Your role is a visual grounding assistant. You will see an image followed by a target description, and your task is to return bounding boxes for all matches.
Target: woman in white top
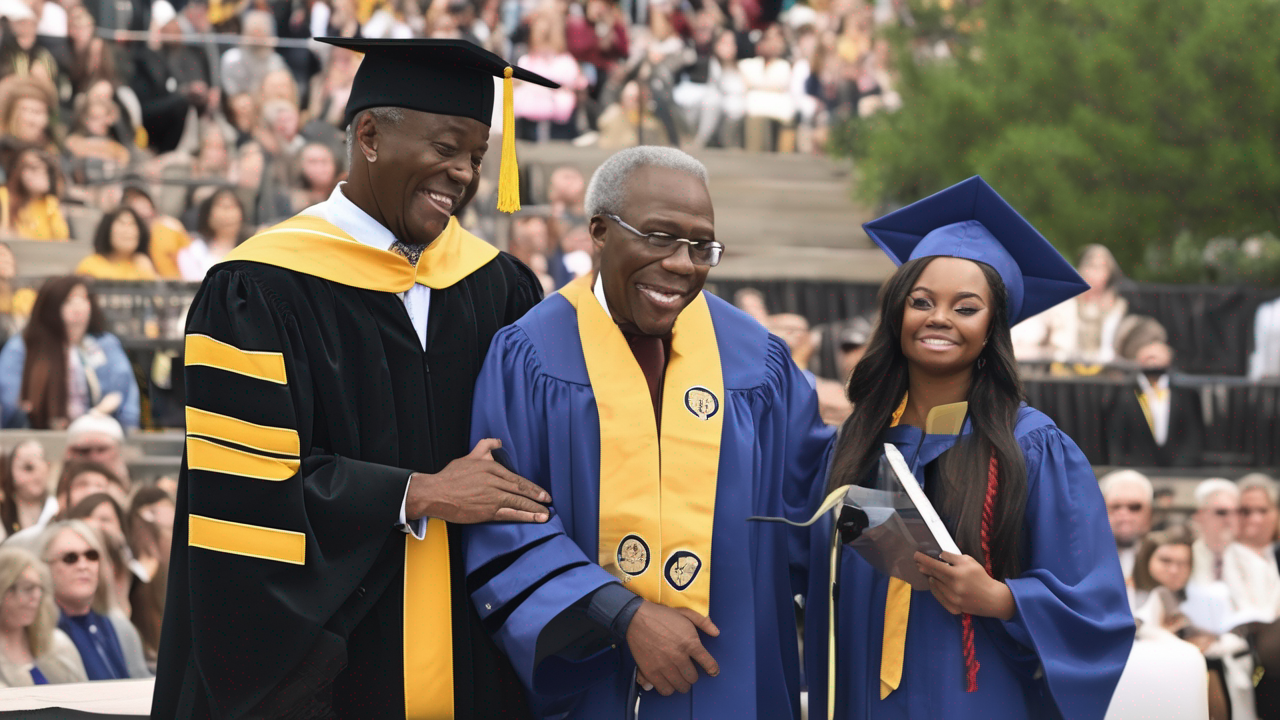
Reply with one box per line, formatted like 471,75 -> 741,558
1011,244 -> 1130,364
0,439 -> 56,538
0,546 -> 87,687
177,188 -> 248,282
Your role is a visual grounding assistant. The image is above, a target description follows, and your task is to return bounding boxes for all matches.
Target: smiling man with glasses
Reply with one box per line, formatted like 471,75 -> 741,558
1188,479 -> 1280,626
460,146 -> 836,718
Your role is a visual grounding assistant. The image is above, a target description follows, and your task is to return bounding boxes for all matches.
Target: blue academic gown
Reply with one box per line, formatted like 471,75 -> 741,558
461,291 -> 836,719
808,407 -> 1135,720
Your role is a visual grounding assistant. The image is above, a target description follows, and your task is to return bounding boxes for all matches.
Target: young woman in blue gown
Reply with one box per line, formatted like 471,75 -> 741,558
809,177 -> 1136,720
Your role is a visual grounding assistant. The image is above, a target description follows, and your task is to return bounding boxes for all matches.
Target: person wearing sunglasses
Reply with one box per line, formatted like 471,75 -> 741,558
460,146 -> 835,716
1189,479 -> 1280,613
1100,469 -> 1155,584
0,546 -> 86,686
35,520 -> 147,681
1236,474 -> 1280,575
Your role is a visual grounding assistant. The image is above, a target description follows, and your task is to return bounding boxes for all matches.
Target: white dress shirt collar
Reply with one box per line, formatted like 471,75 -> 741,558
593,272 -> 613,319
302,182 -> 398,253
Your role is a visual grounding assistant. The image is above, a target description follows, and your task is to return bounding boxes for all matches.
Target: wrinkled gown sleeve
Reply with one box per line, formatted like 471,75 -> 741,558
462,326 -> 619,713
981,425 -> 1136,719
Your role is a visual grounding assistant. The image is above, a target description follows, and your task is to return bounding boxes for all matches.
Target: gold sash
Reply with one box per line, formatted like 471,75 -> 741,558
221,211 -> 500,718
559,275 -> 724,615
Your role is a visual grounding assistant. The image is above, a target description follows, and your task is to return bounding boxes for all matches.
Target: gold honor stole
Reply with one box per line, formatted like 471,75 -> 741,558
559,275 -> 724,615
219,212 -> 499,719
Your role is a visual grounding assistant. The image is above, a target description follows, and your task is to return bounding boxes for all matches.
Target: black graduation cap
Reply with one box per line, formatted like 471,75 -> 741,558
316,38 -> 560,212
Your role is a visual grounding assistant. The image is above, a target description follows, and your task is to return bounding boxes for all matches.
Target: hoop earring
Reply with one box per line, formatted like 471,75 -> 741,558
976,357 -> 987,370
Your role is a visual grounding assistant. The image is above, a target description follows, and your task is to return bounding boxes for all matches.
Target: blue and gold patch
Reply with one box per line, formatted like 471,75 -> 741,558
664,550 -> 702,591
683,386 -> 719,421
617,534 -> 651,577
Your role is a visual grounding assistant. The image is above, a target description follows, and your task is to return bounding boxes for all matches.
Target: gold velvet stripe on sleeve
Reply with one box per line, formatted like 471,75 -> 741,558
186,436 -> 300,481
185,334 -> 288,384
185,406 -> 301,457
188,514 -> 306,565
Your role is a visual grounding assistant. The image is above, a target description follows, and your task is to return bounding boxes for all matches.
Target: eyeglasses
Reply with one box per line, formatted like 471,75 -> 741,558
604,214 -> 724,267
1238,507 -> 1272,517
68,445 -> 113,457
5,583 -> 43,599
1108,502 -> 1147,513
49,550 -> 100,565
1210,509 -> 1235,518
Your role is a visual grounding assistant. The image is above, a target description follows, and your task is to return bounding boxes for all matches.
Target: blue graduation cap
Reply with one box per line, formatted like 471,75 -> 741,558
862,176 -> 1089,326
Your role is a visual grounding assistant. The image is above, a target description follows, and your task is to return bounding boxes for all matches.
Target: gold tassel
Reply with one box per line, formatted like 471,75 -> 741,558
497,66 -> 521,214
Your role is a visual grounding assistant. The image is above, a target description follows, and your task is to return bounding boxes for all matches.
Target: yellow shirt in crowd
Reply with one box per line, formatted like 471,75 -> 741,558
148,218 -> 193,280
74,253 -> 158,281
0,188 -> 70,241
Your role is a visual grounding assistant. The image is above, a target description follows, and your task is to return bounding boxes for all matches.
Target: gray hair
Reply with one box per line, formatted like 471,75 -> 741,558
1238,472 -> 1279,506
1195,477 -> 1239,509
1099,469 -> 1154,505
584,146 -> 709,219
345,107 -> 406,165
37,520 -> 114,614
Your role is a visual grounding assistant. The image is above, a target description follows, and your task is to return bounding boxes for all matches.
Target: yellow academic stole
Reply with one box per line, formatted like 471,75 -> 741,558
560,275 -> 725,615
222,212 -> 500,719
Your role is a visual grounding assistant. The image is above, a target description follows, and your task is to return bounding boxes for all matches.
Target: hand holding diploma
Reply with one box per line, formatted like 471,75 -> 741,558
915,551 -> 1016,621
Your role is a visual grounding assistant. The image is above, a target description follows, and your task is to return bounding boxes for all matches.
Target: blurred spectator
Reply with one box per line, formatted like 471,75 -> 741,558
220,10 -> 289,99
1106,316 -> 1204,468
291,141 -> 341,212
767,312 -> 816,385
37,520 -> 147,680
1190,479 -> 1280,617
597,79 -> 667,149
123,184 -> 191,280
74,206 -> 159,281
1132,527 -> 1196,630
677,27 -> 745,149
178,187 -> 248,281
0,2 -> 60,90
256,98 -> 305,160
232,140 -> 292,226
1249,297 -> 1280,381
0,439 -> 54,537
0,76 -> 58,152
1100,469 -> 1154,582
64,96 -> 131,182
547,165 -> 586,226
740,24 -> 794,152
836,315 -> 872,381
627,2 -> 688,145
732,287 -> 768,324
549,222 -> 593,288
0,276 -> 141,429
789,25 -> 821,153
64,414 -> 130,488
1013,244 -> 1129,364
153,1 -> 218,121
129,1 -> 207,155
508,215 -> 550,270
309,45 -> 359,129
55,461 -> 126,516
1236,474 -> 1280,574
0,546 -> 86,685
65,5 -> 116,97
223,91 -> 257,146
125,486 -> 171,665
0,241 -> 35,345
257,68 -> 300,110
0,146 -> 67,239
514,7 -> 586,141
65,492 -> 132,617
566,0 -> 629,97
81,78 -> 140,154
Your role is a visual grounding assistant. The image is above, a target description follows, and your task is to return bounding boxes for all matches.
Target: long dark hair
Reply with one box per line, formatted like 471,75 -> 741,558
92,205 -> 150,258
827,256 -> 1028,581
20,276 -> 107,430
0,439 -> 44,533
195,187 -> 247,243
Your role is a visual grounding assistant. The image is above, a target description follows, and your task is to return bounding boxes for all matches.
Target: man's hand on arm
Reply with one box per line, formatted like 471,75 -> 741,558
405,438 -> 551,524
625,601 -> 720,696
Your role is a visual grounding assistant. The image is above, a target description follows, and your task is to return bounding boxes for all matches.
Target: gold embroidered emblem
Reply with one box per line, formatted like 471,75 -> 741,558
684,386 -> 719,421
664,551 -> 702,591
617,535 -> 650,576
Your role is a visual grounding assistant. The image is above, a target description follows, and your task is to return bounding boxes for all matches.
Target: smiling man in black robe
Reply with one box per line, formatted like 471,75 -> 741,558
153,39 -> 560,719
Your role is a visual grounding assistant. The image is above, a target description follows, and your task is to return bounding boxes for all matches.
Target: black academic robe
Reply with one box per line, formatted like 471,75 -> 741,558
1104,383 -> 1205,467
153,250 -> 541,718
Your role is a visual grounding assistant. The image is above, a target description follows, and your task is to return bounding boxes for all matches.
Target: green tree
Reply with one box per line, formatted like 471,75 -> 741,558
841,0 -> 1280,280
